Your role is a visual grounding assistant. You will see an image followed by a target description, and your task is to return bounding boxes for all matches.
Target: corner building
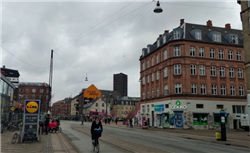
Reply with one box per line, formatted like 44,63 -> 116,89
139,19 -> 247,130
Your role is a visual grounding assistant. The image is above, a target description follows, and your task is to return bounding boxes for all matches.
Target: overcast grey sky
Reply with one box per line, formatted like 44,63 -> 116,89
1,0 -> 242,103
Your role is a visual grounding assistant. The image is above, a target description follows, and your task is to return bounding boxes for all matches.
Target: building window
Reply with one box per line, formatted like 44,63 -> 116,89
219,67 -> 225,78
151,57 -> 154,66
210,66 -> 216,77
239,86 -> 244,96
238,68 -> 243,78
174,64 -> 181,75
236,52 -> 241,61
157,40 -> 160,47
164,67 -> 168,78
156,71 -> 159,80
147,90 -> 150,98
174,46 -> 181,56
173,30 -> 181,39
193,113 -> 208,125
165,104 -> 169,108
142,91 -> 145,100
248,1 -> 250,7
147,75 -> 149,84
232,105 -> 245,114
156,55 -> 159,64
230,85 -> 236,96
210,48 -> 215,58
218,50 -> 224,59
195,31 -> 202,40
220,85 -> 226,95
190,64 -> 196,75
217,105 -> 224,109
200,84 -> 206,94
190,47 -> 196,56
229,68 -> 235,78
163,36 -> 167,43
230,35 -> 238,44
142,77 -> 145,85
163,50 -> 167,60
164,85 -> 169,96
142,63 -> 145,71
196,104 -> 204,109
40,89 -> 44,93
175,84 -> 182,94
211,84 -> 217,95
199,65 -> 206,76
212,32 -> 221,42
199,47 -> 204,57
191,84 -> 197,94
147,60 -> 150,68
25,89 -> 29,93
96,103 -> 98,107
102,103 -> 105,107
228,50 -> 233,60
152,88 -> 154,98
19,89 -> 23,93
156,87 -> 160,97
151,73 -> 154,82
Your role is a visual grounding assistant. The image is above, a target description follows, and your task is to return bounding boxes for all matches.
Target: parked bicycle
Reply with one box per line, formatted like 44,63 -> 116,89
11,123 -> 22,144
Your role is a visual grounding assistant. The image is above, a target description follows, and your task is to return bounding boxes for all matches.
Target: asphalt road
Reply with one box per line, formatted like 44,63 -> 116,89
60,121 -> 250,153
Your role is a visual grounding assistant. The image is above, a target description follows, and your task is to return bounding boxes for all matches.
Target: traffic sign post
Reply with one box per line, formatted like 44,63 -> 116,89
21,100 -> 40,142
220,109 -> 227,141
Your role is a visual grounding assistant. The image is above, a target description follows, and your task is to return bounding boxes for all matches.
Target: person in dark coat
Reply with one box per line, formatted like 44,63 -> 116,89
91,117 -> 103,145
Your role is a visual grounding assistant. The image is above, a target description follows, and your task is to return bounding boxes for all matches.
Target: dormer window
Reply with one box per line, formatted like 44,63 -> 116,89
147,46 -> 150,53
195,31 -> 202,40
230,35 -> 238,44
157,40 -> 160,47
212,32 -> 221,42
163,36 -> 167,43
173,30 -> 181,39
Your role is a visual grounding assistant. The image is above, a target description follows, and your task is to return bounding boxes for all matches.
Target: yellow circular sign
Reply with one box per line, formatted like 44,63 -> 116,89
10,106 -> 15,111
26,101 -> 39,114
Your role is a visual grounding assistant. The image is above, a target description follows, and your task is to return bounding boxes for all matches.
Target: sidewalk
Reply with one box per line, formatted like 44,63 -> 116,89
103,122 -> 250,148
0,131 -> 78,153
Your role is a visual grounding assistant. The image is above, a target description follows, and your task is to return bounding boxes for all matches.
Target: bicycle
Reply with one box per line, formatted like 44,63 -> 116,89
11,123 -> 22,144
92,138 -> 100,153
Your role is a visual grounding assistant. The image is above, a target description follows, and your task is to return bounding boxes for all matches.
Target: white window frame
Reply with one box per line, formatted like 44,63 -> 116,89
200,84 -> 206,94
213,33 -> 221,42
219,50 -> 224,59
164,85 -> 169,96
236,51 -> 241,61
156,71 -> 159,80
220,85 -> 226,96
195,31 -> 202,40
230,85 -> 236,96
147,75 -> 149,84
211,84 -> 217,95
238,68 -> 243,78
229,68 -> 235,78
164,67 -> 168,78
230,35 -> 238,44
151,57 -> 154,66
173,30 -> 181,39
228,50 -> 233,60
239,86 -> 244,96
147,60 -> 150,68
174,46 -> 181,56
156,54 -> 159,64
175,84 -> 182,94
210,48 -> 215,58
190,47 -> 196,56
199,65 -> 206,76
219,67 -> 225,77
190,64 -> 196,75
157,40 -> 160,47
210,66 -> 216,77
152,88 -> 154,98
174,64 -> 181,75
156,87 -> 160,97
191,84 -> 197,94
151,73 -> 154,82
199,47 -> 204,57
142,77 -> 145,85
163,50 -> 168,60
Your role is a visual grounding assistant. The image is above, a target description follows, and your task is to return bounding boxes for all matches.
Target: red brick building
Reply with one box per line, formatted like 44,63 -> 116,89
139,19 -> 247,129
51,98 -> 72,119
18,82 -> 51,114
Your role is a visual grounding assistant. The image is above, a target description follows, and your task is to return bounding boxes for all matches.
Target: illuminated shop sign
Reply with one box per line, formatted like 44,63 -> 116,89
170,100 -> 187,110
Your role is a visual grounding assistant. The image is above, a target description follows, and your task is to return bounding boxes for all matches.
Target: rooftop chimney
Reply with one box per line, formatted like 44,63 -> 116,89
165,30 -> 169,33
180,19 -> 184,25
225,23 -> 231,29
207,20 -> 212,28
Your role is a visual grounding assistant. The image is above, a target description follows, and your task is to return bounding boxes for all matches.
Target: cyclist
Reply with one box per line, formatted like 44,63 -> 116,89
91,116 -> 103,148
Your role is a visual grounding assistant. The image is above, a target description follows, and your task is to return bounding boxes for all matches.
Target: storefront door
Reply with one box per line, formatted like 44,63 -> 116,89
174,111 -> 183,128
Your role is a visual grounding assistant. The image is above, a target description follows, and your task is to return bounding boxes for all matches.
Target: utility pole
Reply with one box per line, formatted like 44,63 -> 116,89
49,49 -> 54,113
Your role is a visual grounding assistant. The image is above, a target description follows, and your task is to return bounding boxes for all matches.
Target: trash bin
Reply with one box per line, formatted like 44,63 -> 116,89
216,131 -> 221,140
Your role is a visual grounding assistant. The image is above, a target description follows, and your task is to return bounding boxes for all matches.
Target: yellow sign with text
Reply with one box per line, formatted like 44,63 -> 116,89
10,106 -> 15,111
84,84 -> 102,99
25,101 -> 39,114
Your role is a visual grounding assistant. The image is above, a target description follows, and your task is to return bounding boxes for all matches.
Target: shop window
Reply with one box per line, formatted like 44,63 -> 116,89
165,104 -> 169,108
196,104 -> 203,109
216,104 -> 223,109
193,113 -> 208,125
213,113 -> 228,125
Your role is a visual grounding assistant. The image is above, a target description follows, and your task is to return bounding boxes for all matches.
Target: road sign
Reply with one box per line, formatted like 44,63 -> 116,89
10,106 -> 15,112
84,84 -> 102,99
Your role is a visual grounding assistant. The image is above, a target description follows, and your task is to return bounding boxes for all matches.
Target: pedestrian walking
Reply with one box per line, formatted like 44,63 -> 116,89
45,114 -> 50,135
115,118 -> 118,125
81,115 -> 84,125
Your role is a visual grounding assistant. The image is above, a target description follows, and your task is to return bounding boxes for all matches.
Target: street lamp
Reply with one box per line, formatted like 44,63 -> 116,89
154,1 -> 163,13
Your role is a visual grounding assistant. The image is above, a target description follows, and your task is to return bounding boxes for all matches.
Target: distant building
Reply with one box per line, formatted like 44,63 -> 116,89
139,19 -> 247,129
113,73 -> 127,97
1,65 -> 20,87
51,98 -> 72,119
113,96 -> 140,120
18,82 -> 51,114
